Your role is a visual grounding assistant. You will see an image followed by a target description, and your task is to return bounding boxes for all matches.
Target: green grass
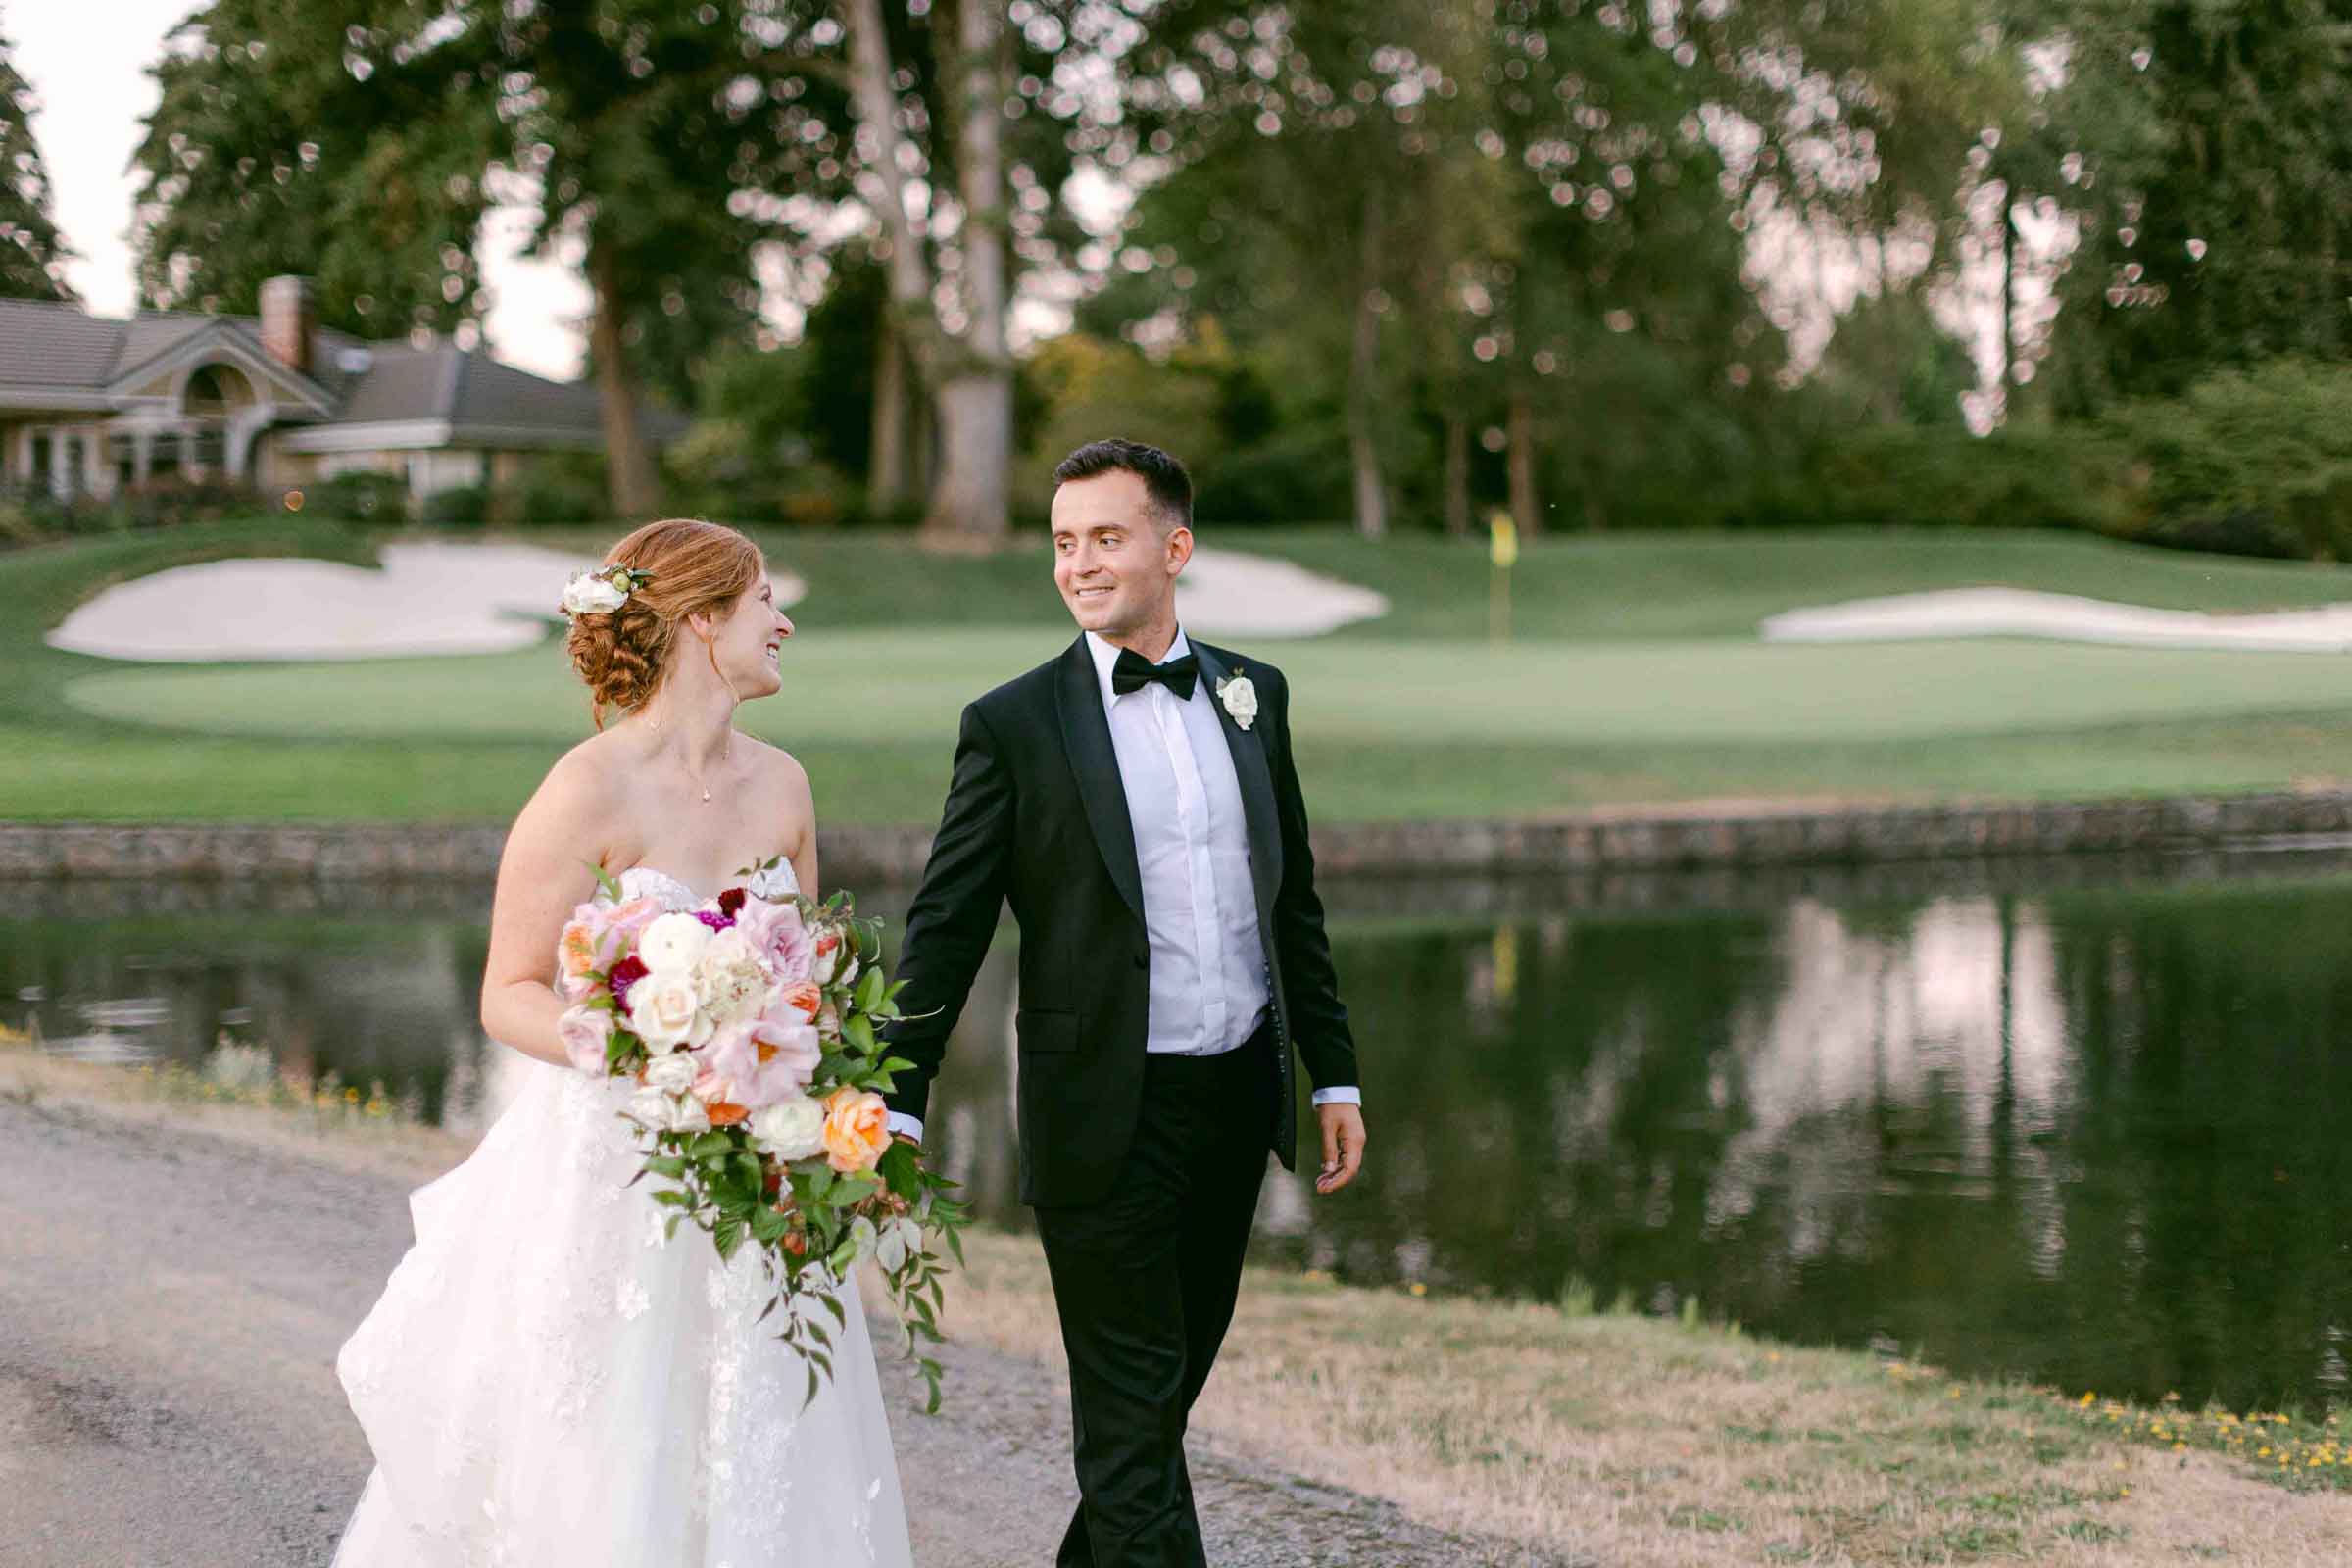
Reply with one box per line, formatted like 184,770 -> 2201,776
15,519 -> 2352,824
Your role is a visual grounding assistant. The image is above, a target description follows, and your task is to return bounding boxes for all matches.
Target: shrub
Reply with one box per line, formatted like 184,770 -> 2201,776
420,484 -> 490,527
311,470 -> 411,523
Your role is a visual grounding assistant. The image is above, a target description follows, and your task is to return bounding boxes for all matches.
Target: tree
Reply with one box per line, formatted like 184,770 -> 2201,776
845,0 -> 1022,543
2038,0 -> 2352,403
130,0 -> 486,335
135,2 -> 858,520
0,19 -> 75,301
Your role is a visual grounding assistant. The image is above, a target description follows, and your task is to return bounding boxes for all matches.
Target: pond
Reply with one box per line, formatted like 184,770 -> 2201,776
10,844 -> 2352,1413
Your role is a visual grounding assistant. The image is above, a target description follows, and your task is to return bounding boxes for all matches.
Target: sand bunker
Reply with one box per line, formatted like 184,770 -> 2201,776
1761,587 -> 2352,653
1175,548 -> 1389,639
48,540 -> 1386,663
47,541 -> 809,662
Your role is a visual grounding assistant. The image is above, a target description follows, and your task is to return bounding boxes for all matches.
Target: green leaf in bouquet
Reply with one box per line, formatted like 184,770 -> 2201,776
877,1140 -> 921,1200
713,1218 -> 745,1261
832,1172 -> 881,1204
800,1165 -> 836,1203
845,1013 -> 877,1054
828,1237 -> 858,1272
650,1189 -> 692,1207
751,1205 -> 791,1245
855,965 -> 885,1014
587,860 -> 625,903
688,1131 -> 734,1160
734,1152 -> 764,1191
645,1154 -> 687,1179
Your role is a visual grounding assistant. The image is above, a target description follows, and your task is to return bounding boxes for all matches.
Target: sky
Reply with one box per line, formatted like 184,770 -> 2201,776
10,0 -> 588,380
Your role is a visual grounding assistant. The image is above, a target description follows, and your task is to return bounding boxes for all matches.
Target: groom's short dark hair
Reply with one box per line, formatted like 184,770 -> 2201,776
1052,439 -> 1193,535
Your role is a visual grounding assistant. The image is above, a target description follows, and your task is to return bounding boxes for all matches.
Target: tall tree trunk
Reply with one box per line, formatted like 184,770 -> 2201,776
1346,186 -> 1387,540
588,238 -> 660,520
923,0 -> 1011,544
869,311 -> 910,510
1443,409 -> 1471,536
848,0 -> 936,489
1998,177 -> 2016,419
1506,383 -> 1540,537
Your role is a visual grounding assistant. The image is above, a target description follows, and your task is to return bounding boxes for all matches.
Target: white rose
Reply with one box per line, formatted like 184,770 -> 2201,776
695,929 -> 771,1025
749,1096 -> 826,1162
1218,674 -> 1258,731
625,1084 -> 710,1134
629,970 -> 710,1052
641,1050 -> 699,1095
637,911 -> 713,972
561,570 -> 628,615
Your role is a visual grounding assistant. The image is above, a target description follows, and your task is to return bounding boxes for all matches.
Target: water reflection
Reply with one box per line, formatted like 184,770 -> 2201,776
9,847 -> 2352,1410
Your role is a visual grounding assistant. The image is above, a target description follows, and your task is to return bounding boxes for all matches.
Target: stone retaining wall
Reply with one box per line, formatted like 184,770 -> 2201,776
8,790 -> 2352,885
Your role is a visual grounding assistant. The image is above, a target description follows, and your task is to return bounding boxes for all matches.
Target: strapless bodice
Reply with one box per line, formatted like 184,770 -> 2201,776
613,858 -> 800,912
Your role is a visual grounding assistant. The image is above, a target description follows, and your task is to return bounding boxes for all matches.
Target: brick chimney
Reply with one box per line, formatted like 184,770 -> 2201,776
259,275 -> 316,375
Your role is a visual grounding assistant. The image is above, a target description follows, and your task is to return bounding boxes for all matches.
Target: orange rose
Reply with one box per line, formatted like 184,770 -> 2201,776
821,1086 -> 890,1174
777,981 -> 823,1024
705,1101 -> 750,1127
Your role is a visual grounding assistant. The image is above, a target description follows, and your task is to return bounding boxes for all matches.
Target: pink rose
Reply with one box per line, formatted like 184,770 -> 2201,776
692,1011 -> 821,1112
732,896 -> 815,984
556,894 -> 663,1001
557,1004 -> 615,1074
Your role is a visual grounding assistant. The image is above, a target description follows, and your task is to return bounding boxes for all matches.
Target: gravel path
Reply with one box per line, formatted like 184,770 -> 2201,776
0,1090 -> 1556,1567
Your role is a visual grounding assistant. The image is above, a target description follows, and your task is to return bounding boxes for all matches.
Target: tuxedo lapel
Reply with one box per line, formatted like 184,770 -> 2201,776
1192,642 -> 1283,927
1054,636 -> 1147,926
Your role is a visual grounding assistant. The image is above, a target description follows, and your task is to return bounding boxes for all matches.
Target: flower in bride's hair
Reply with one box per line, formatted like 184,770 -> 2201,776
751,1096 -> 826,1162
630,971 -> 711,1052
733,896 -> 814,983
821,1086 -> 891,1174
637,911 -> 713,972
557,1004 -> 615,1074
559,566 -> 637,616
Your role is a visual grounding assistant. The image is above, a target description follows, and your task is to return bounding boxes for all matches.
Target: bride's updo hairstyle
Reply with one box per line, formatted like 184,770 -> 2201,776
564,517 -> 762,727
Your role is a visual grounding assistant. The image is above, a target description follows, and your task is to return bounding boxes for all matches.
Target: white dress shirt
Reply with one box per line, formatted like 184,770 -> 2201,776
887,627 -> 1357,1143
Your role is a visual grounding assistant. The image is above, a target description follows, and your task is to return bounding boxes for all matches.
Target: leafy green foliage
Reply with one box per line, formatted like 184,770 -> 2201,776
0,20 -> 74,302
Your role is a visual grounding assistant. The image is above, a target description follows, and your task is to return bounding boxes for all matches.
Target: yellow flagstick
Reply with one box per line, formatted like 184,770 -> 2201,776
1488,510 -> 1519,645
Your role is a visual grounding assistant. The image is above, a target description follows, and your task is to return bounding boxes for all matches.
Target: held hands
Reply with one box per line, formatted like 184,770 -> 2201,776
1314,1102 -> 1367,1195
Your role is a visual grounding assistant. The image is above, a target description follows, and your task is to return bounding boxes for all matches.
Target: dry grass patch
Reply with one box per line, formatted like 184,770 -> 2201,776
939,1229 -> 2352,1566
0,1041 -> 466,1186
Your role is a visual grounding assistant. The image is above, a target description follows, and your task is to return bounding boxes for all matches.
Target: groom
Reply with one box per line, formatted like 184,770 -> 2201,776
882,438 -> 1366,1567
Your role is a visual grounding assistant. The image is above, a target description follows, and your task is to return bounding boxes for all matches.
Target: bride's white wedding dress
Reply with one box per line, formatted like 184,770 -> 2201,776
332,861 -> 912,1567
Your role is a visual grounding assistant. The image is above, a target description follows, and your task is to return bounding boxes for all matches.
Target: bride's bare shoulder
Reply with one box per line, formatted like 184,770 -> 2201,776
527,730 -> 635,823
736,734 -> 813,800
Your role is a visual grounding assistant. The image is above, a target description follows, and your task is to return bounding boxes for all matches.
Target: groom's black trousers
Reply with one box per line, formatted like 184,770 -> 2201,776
1031,1016 -> 1280,1568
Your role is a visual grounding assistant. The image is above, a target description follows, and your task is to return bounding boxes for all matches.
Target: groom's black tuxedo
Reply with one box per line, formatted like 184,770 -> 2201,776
881,631 -> 1358,1204
883,628 -> 1358,1568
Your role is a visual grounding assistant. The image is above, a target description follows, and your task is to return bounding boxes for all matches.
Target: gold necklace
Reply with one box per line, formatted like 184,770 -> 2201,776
681,737 -> 727,804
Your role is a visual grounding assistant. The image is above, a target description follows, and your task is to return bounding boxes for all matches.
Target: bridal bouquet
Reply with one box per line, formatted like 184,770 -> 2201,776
553,856 -> 967,1410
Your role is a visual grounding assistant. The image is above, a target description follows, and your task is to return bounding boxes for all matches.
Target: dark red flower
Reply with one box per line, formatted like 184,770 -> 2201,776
609,955 -> 650,1008
717,887 -> 748,918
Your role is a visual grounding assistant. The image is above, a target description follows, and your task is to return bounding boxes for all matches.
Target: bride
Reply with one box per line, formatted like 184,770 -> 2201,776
331,518 -> 912,1565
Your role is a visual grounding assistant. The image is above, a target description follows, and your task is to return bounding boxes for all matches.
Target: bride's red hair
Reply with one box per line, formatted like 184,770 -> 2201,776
563,518 -> 762,727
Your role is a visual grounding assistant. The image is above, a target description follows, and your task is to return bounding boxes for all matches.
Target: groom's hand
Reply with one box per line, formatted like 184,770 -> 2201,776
1314,1102 -> 1366,1195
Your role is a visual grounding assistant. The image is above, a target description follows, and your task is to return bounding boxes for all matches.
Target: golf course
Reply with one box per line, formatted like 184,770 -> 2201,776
17,518 -> 2352,825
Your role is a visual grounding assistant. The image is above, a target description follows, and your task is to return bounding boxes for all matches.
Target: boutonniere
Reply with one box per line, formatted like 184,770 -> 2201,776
1215,667 -> 1258,731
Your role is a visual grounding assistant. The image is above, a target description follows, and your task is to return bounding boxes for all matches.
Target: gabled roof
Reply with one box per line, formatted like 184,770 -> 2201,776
0,295 -> 683,443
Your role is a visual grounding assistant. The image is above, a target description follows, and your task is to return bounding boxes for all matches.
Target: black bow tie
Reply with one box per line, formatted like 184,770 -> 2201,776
1111,647 -> 1199,701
